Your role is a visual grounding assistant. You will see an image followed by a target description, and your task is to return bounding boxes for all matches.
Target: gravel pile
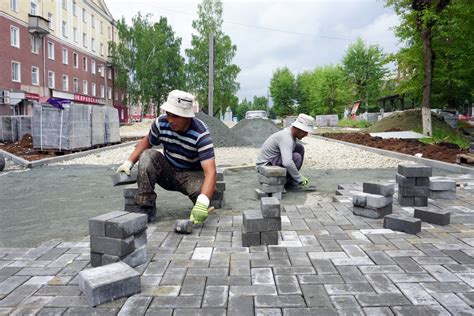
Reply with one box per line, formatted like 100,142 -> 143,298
195,113 -> 250,147
231,118 -> 281,147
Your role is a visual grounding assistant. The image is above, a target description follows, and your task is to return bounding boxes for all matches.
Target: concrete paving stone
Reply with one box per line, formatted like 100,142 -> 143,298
47,254 -> 80,268
398,164 -> 432,178
443,250 -> 474,264
352,193 -> 368,207
439,263 -> 474,274
144,308 -> 173,316
396,173 -> 416,187
35,285 -> 81,296
414,208 -> 450,226
16,267 -> 63,276
282,307 -> 338,316
261,197 -> 281,218
260,183 -> 285,194
252,268 -> 274,285
287,253 -> 311,266
385,249 -> 425,257
257,166 -> 287,177
105,213 -> 148,239
356,293 -> 411,307
275,275 -> 301,295
0,284 -> 41,308
430,190 -> 456,199
415,177 -> 430,187
300,284 -> 332,307
396,283 -> 438,305
384,214 -> 421,235
202,285 -> 228,308
0,276 -> 30,296
36,307 -> 67,316
258,174 -> 286,185
365,274 -> 400,294
398,185 -> 430,197
229,285 -> 277,296
353,205 -> 392,219
358,265 -> 404,274
397,196 -> 415,206
111,171 -> 138,186
255,295 -> 306,308
255,308 -> 282,316
89,211 -> 128,237
412,256 -> 457,265
180,276 -> 205,296
251,259 -> 291,268
444,305 -> 474,315
191,247 -> 213,261
420,282 -> 473,293
57,260 -> 89,276
363,182 -> 395,197
272,266 -> 315,275
338,266 -> 368,283
261,231 -> 279,246
63,307 -> 119,315
336,307 -> 365,316
173,309 -> 226,316
255,189 -> 270,199
159,268 -> 186,286
36,248 -> 69,261
331,257 -> 374,266
143,260 -> 169,276
457,273 -> 474,287
186,268 -> 228,277
430,180 -> 456,191
363,307 -> 394,316
122,184 -> 138,199
9,295 -> 53,315
340,245 -> 367,258
270,192 -> 282,200
243,210 -> 281,232
310,259 -> 338,275
45,295 -> 90,308
231,252 -> 268,261
307,252 -> 347,260
422,265 -> 460,282
230,260 -> 250,276
89,235 -> 135,257
391,305 -> 450,316
330,295 -> 360,309
387,273 -> 436,283
458,292 -> 474,307
325,283 -> 374,295
149,296 -> 202,308
210,253 -> 230,268
414,196 -> 429,206
365,194 -> 393,209
298,274 -> 344,285
227,296 -> 253,316
365,251 -> 397,265
207,276 -> 251,286
298,235 -> 320,247
431,292 -> 471,308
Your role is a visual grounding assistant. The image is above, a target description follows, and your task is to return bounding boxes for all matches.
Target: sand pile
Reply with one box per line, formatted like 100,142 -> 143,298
232,119 -> 281,147
195,113 -> 250,147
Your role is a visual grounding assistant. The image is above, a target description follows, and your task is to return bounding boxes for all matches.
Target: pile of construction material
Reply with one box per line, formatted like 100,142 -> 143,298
316,114 -> 338,127
384,205 -> 451,235
242,196 -> 281,247
89,210 -> 148,268
105,106 -> 120,144
255,166 -> 286,200
429,179 -> 456,199
352,182 -> 394,219
396,163 -> 431,206
0,115 -> 32,143
91,106 -> 106,146
211,169 -> 225,208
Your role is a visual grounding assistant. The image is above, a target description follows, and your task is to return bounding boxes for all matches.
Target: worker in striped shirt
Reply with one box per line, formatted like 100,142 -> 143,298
116,90 -> 216,223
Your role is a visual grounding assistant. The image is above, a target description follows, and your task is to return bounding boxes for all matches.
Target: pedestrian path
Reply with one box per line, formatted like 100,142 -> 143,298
1,174 -> 474,315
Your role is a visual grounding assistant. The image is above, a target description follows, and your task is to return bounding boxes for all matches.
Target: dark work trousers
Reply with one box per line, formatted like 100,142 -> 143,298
135,149 -> 204,207
269,143 -> 305,183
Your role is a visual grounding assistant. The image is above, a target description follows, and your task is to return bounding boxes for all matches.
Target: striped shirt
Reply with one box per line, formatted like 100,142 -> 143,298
148,114 -> 215,170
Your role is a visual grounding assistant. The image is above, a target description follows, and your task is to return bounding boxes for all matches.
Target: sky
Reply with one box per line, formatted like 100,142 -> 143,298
105,0 -> 401,102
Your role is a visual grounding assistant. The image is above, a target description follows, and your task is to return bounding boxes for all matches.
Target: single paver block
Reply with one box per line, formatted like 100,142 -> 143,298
430,179 -> 456,191
102,245 -> 147,268
363,182 -> 395,197
352,192 -> 367,207
365,194 -> 393,209
258,174 -> 286,185
353,205 -> 392,219
383,214 -> 421,235
210,197 -> 225,209
216,168 -> 224,181
89,211 -> 128,237
414,196 -> 428,207
78,262 -> 141,306
243,210 -> 281,232
415,177 -> 430,187
257,165 -> 287,177
104,213 -> 147,239
261,197 -> 281,218
90,252 -> 102,267
398,185 -> 429,197
112,171 -> 138,186
270,192 -> 282,200
260,183 -> 285,193
398,196 -> 414,206
124,197 -> 138,206
212,190 -> 224,200
260,231 -> 278,245
414,208 -> 450,226
216,181 -> 226,192
123,184 -> 138,198
242,227 -> 260,247
90,235 -> 135,257
396,173 -> 416,186
398,164 -> 432,178
429,190 -> 456,200
255,189 -> 269,199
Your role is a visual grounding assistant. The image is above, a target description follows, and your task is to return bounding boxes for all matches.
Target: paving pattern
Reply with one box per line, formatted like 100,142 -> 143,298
1,173 -> 474,315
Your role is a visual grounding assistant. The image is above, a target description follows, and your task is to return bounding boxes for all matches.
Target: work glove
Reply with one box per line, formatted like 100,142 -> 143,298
190,194 -> 210,224
300,176 -> 309,187
116,160 -> 134,176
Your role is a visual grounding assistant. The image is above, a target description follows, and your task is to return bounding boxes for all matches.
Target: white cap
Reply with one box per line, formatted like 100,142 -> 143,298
291,113 -> 315,133
160,90 -> 195,118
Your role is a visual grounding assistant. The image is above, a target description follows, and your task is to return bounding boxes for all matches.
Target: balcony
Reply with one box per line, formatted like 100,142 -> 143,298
28,14 -> 50,36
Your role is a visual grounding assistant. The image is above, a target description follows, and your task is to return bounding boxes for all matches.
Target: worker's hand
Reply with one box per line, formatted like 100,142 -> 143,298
300,176 -> 309,187
116,160 -> 134,176
190,194 -> 210,224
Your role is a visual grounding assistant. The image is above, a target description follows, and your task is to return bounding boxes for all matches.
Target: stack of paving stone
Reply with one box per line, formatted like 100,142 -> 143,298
104,106 -> 121,144
429,178 -> 456,199
210,169 -> 225,209
91,106 -> 106,146
0,116 -> 18,143
89,211 -> 148,268
255,165 -> 287,200
123,183 -> 141,212
242,196 -> 281,247
396,163 -> 431,207
352,181 -> 394,219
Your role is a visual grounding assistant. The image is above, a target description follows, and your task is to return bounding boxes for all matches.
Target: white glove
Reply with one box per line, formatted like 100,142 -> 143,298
116,160 -> 134,176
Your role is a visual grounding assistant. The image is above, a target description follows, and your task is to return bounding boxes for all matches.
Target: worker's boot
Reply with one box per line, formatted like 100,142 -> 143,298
139,204 -> 157,223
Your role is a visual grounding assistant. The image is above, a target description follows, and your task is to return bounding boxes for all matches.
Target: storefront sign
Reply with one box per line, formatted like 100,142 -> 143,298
25,93 -> 40,101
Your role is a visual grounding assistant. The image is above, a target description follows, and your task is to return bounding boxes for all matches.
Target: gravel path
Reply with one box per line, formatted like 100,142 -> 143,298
49,135 -> 404,169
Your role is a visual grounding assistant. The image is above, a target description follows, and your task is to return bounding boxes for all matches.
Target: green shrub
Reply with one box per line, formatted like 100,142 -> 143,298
338,119 -> 372,128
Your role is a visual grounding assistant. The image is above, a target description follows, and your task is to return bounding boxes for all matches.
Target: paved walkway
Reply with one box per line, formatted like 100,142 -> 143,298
1,173 -> 474,315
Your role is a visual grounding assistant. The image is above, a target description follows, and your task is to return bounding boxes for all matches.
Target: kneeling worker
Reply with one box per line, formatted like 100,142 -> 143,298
116,90 -> 216,223
256,113 -> 315,189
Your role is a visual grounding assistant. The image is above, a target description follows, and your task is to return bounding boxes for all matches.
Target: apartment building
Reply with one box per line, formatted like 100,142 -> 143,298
0,0 -> 128,122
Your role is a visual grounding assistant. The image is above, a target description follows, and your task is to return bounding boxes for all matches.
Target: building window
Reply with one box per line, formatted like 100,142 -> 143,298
73,78 -> 79,92
91,38 -> 95,52
91,14 -> 95,28
83,57 -> 88,71
73,0 -> 77,16
83,80 -> 88,95
91,60 -> 96,74
47,42 -> 54,59
10,0 -> 18,12
91,83 -> 96,96
73,52 -> 78,68
31,66 -> 39,85
83,33 -> 87,48
100,21 -> 103,34
31,34 -> 38,53
108,27 -> 111,40
48,13 -> 53,29
108,69 -> 112,80
62,21 -> 68,38
107,87 -> 112,99
82,8 -> 87,23
114,92 -> 118,100
11,61 -> 20,82
48,71 -> 55,88
62,75 -> 69,91
62,48 -> 68,64
99,65 -> 105,77
100,43 -> 104,56
10,26 -> 19,48
73,27 -> 78,43
30,0 -> 37,15
100,85 -> 105,98
62,0 -> 67,10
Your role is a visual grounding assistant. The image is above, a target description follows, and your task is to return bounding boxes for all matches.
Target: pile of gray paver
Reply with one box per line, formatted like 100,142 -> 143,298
255,165 -> 286,201
242,196 -> 281,247
430,178 -> 457,199
210,169 -> 225,209
396,163 -> 431,206
352,181 -> 394,219
0,115 -> 32,143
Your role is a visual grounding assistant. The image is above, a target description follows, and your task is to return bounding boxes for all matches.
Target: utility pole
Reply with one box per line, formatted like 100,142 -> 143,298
208,32 -> 214,117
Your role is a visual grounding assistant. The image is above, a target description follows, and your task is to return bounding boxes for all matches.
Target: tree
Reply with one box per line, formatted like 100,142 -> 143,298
269,67 -> 296,117
252,96 -> 268,111
110,14 -> 185,116
342,38 -> 387,113
185,0 -> 240,116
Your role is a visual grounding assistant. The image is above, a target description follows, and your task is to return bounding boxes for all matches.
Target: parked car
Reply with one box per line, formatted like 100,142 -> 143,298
245,110 -> 268,119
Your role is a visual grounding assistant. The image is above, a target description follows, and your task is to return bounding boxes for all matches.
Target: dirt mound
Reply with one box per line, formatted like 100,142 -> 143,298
231,119 -> 281,147
195,113 -> 250,147
0,134 -> 53,161
367,109 -> 448,133
324,132 -> 466,163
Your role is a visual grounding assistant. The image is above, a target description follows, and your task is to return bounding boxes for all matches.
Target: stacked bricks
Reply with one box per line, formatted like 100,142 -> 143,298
255,165 -> 287,200
211,169 -> 225,209
396,163 -> 432,207
79,261 -> 141,306
352,181 -> 394,219
429,179 -> 456,199
123,184 -> 141,212
89,211 -> 148,268
242,196 -> 281,247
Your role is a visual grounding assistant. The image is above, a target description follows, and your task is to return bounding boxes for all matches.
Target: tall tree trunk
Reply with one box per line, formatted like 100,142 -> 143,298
421,26 -> 433,136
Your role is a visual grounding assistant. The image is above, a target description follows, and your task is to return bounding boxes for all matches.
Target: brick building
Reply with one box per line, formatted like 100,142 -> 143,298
0,0 -> 128,123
